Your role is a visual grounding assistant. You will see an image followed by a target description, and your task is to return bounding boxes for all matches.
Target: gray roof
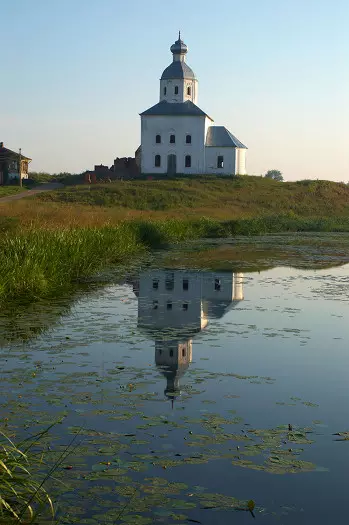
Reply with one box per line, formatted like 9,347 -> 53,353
170,35 -> 188,56
207,299 -> 241,319
161,60 -> 196,80
206,126 -> 247,149
140,100 -> 213,120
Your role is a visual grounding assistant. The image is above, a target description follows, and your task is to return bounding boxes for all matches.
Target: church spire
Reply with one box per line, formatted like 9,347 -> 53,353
160,34 -> 198,104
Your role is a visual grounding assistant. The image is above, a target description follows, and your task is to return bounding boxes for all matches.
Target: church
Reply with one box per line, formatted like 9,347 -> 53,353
139,33 -> 247,176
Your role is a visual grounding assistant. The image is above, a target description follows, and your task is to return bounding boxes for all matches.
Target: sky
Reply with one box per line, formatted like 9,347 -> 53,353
0,0 -> 348,181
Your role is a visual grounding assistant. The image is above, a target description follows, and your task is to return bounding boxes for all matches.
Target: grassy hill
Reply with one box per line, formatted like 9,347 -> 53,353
37,176 -> 349,215
1,176 -> 349,230
2,176 -> 349,305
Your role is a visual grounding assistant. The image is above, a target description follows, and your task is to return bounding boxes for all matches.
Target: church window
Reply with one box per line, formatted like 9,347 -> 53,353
185,155 -> 191,168
187,86 -> 191,96
186,135 -> 192,144
170,135 -> 175,144
170,349 -> 174,357
215,278 -> 221,291
174,86 -> 179,95
153,300 -> 159,310
155,155 -> 161,167
183,302 -> 189,311
153,278 -> 159,289
217,156 -> 224,169
156,134 -> 161,144
164,87 -> 167,95
183,279 -> 189,291
182,348 -> 186,357
167,301 -> 173,310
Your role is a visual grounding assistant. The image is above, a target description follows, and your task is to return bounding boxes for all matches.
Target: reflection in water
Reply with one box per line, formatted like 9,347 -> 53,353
132,270 -> 244,400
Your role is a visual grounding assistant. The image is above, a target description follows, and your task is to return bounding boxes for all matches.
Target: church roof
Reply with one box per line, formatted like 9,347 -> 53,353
206,126 -> 247,149
161,61 -> 196,80
206,299 -> 242,319
140,100 -> 213,120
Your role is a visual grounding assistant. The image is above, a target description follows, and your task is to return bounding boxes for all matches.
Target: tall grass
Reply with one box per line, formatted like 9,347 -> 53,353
1,215 -> 349,305
0,432 -> 54,524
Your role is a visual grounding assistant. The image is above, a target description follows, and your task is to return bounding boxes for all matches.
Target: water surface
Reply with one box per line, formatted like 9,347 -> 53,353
1,236 -> 349,524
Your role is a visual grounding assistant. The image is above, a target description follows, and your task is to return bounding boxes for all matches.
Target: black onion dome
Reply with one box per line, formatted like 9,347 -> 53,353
170,35 -> 188,55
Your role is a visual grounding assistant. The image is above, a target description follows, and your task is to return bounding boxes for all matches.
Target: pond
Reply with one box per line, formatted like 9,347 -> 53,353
1,234 -> 349,524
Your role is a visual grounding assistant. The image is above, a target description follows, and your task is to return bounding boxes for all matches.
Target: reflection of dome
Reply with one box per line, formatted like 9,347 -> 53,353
161,363 -> 190,399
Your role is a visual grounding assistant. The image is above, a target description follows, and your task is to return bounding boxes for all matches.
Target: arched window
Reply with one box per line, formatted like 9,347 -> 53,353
169,350 -> 174,357
182,348 -> 186,357
174,86 -> 179,95
170,135 -> 175,144
185,155 -> 191,168
155,155 -> 161,167
187,86 -> 191,96
186,135 -> 192,144
164,86 -> 167,95
156,134 -> 161,144
217,156 -> 224,168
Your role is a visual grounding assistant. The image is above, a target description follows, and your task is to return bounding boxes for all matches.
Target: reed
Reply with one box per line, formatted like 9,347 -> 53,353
1,215 -> 349,305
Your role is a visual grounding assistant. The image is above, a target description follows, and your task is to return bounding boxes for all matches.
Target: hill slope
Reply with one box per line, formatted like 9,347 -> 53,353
36,176 -> 349,216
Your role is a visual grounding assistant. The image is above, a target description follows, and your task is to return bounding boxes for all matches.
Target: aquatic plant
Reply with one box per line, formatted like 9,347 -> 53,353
0,432 -> 54,523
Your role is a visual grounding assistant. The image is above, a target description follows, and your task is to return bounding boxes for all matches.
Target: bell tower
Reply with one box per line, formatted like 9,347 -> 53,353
160,33 -> 198,104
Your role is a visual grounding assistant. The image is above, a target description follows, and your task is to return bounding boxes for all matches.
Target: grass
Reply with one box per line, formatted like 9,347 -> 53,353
0,432 -> 54,524
0,187 -> 27,198
2,216 -> 349,305
1,176 -> 349,305
36,176 -> 349,215
1,176 -> 349,230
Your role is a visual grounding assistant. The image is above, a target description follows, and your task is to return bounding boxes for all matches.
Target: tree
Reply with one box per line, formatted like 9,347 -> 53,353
265,169 -> 283,182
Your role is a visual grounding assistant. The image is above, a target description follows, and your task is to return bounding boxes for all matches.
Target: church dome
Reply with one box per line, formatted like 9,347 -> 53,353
161,33 -> 196,80
161,61 -> 196,80
170,36 -> 188,55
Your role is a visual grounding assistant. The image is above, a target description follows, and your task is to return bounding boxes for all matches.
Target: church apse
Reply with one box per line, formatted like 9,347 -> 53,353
132,270 -> 244,401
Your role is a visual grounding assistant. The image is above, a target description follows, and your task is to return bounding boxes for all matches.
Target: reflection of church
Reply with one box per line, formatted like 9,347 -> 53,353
132,271 -> 244,401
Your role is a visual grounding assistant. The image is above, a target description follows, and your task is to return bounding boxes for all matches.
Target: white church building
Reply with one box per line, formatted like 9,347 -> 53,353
139,33 -> 247,176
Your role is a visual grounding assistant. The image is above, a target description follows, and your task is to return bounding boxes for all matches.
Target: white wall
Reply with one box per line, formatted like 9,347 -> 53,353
137,270 -> 206,332
236,148 -> 247,175
136,270 -> 243,332
205,147 -> 236,175
141,115 -> 210,174
160,78 -> 198,104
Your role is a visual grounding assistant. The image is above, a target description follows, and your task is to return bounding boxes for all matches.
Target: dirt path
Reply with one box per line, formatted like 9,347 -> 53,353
0,183 -> 64,203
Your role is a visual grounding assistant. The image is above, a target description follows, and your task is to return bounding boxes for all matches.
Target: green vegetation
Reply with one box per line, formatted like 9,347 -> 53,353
265,169 -> 283,182
0,187 -> 26,198
2,217 -> 349,305
0,432 -> 54,523
36,176 -> 349,216
28,171 -> 80,185
2,176 -> 349,305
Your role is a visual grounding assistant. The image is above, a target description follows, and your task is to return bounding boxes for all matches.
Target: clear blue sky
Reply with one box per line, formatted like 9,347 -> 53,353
1,0 -> 348,180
